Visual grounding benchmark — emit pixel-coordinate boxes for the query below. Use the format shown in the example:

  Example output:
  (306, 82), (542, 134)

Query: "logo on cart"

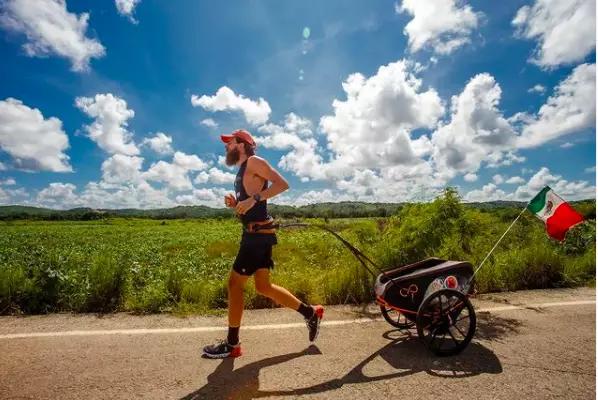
(399, 284), (418, 298)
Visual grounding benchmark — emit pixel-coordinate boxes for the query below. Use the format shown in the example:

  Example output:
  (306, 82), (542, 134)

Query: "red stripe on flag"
(546, 202), (585, 241)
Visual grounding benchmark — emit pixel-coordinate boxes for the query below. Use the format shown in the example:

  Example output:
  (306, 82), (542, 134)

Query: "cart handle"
(276, 222), (405, 292)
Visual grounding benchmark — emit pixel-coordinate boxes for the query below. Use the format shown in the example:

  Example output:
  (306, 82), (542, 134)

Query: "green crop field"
(0, 190), (595, 316)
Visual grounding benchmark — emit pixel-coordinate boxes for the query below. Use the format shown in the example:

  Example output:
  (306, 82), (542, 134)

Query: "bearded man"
(202, 129), (324, 358)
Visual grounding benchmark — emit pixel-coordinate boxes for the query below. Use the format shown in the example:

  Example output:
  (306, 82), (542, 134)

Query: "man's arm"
(248, 156), (290, 200)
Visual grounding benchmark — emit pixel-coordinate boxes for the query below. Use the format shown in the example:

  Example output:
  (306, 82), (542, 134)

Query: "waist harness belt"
(243, 216), (279, 234)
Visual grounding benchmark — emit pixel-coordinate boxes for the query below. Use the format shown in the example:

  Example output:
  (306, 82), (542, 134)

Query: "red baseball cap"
(220, 129), (256, 147)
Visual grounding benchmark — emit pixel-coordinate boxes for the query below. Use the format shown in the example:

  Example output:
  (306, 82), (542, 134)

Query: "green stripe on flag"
(528, 186), (551, 214)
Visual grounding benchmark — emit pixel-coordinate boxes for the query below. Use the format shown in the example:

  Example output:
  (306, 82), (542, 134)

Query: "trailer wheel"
(416, 289), (476, 356)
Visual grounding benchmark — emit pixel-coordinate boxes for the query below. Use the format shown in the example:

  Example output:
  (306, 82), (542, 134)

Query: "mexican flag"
(527, 186), (585, 241)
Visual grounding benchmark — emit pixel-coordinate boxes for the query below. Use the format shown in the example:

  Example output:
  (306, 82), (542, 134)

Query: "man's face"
(225, 139), (242, 166)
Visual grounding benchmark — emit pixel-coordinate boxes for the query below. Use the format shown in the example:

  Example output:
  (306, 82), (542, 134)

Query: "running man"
(203, 129), (324, 358)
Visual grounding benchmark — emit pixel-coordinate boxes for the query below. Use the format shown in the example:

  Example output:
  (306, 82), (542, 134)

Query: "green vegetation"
(0, 189), (595, 315)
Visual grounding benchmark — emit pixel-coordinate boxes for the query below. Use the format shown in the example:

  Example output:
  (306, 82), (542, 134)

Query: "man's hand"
(224, 193), (237, 208)
(235, 197), (256, 215)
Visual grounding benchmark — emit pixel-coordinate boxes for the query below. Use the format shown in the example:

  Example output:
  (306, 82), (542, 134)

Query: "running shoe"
(202, 339), (242, 358)
(305, 305), (324, 342)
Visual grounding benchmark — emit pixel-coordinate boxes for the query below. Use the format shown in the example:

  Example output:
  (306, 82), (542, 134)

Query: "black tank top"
(235, 158), (277, 244)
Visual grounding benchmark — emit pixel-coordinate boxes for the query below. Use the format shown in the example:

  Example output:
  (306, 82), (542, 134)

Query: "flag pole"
(472, 204), (528, 277)
(463, 201), (530, 292)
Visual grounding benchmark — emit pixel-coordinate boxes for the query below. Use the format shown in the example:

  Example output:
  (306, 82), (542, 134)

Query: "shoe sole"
(203, 347), (243, 359)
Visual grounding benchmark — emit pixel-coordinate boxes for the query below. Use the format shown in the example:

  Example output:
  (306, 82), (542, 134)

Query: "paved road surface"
(0, 288), (595, 400)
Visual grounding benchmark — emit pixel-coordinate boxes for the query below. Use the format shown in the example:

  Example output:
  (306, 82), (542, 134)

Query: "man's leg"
(254, 268), (324, 341)
(227, 270), (250, 344)
(203, 249), (251, 359)
(254, 268), (301, 309)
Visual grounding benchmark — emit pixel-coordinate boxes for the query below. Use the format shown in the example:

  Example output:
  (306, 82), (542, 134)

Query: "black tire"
(380, 305), (415, 329)
(416, 288), (476, 357)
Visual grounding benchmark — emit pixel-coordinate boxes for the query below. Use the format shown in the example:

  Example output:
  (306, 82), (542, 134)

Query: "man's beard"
(226, 148), (240, 166)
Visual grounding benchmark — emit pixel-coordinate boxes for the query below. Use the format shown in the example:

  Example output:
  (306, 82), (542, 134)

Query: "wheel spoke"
(447, 327), (461, 347)
(455, 325), (467, 338)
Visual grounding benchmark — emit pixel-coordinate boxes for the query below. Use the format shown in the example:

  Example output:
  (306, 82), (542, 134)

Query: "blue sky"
(0, 0), (595, 209)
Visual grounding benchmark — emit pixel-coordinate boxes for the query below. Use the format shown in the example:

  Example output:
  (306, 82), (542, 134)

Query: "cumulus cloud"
(201, 118), (218, 128)
(0, 98), (72, 172)
(506, 176), (525, 184)
(0, 0), (105, 72)
(76, 181), (174, 210)
(464, 173), (478, 182)
(464, 167), (596, 202)
(516, 63), (596, 148)
(76, 93), (140, 156)
(141, 132), (173, 155)
(175, 187), (229, 208)
(0, 178), (15, 185)
(513, 0), (596, 68)
(194, 167), (235, 185)
(430, 73), (518, 179)
(101, 154), (144, 184)
(142, 151), (210, 191)
(191, 86), (271, 126)
(528, 84), (546, 94)
(396, 0), (483, 55)
(36, 182), (78, 205)
(115, 0), (141, 24)
(318, 60), (445, 175)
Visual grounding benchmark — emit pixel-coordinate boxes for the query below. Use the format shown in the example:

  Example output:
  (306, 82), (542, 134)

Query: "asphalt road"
(0, 287), (595, 400)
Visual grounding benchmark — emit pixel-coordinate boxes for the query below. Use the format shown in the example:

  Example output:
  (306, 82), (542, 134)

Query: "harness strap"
(244, 217), (279, 234)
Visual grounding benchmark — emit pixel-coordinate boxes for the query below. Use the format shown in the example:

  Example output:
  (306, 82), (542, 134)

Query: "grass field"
(1, 190), (595, 315)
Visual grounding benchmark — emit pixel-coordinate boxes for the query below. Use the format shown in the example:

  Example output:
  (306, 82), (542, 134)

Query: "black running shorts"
(232, 242), (275, 276)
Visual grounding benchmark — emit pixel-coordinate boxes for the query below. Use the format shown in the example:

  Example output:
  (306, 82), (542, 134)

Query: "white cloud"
(464, 168), (595, 202)
(511, 167), (596, 201)
(201, 118), (218, 128)
(318, 60), (445, 176)
(492, 174), (504, 184)
(36, 182), (78, 205)
(0, 98), (72, 172)
(430, 73), (518, 178)
(142, 152), (209, 191)
(173, 151), (209, 171)
(485, 151), (526, 168)
(506, 176), (525, 184)
(191, 86), (272, 126)
(175, 187), (229, 208)
(585, 166), (596, 173)
(115, 0), (141, 24)
(396, 0), (483, 55)
(77, 181), (174, 210)
(0, 0), (105, 72)
(273, 189), (355, 207)
(142, 161), (192, 191)
(464, 173), (478, 182)
(512, 0), (596, 68)
(560, 142), (574, 148)
(101, 154), (143, 184)
(0, 178), (16, 185)
(76, 93), (140, 156)
(0, 162), (6, 170)
(527, 84), (546, 94)
(194, 167), (235, 185)
(141, 132), (173, 155)
(463, 183), (507, 202)
(517, 63), (596, 148)
(217, 155), (234, 170)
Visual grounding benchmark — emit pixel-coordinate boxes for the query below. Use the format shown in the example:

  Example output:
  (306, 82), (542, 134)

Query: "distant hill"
(0, 198), (594, 221)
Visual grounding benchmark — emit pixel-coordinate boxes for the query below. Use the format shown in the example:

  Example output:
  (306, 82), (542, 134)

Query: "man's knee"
(254, 279), (272, 295)
(228, 271), (247, 292)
